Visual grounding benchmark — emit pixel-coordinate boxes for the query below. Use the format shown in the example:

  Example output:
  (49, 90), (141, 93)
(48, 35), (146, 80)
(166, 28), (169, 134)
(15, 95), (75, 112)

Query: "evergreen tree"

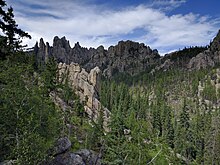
(0, 0), (31, 58)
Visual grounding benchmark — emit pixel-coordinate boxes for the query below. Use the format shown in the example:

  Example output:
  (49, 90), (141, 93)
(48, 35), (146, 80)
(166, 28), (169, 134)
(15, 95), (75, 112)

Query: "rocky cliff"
(56, 62), (110, 131)
(187, 30), (220, 70)
(33, 37), (160, 77)
(33, 30), (220, 76)
(155, 30), (220, 72)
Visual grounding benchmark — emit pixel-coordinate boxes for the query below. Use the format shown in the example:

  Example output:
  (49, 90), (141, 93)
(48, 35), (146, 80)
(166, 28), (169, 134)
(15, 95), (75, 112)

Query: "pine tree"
(0, 0), (31, 58)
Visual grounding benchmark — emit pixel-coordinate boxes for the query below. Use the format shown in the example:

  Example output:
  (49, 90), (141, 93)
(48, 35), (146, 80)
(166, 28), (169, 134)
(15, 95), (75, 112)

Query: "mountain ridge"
(33, 29), (220, 77)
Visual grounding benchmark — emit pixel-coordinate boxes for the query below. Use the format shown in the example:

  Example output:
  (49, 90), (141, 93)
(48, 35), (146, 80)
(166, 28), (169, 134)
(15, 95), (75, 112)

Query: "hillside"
(1, 0), (220, 164)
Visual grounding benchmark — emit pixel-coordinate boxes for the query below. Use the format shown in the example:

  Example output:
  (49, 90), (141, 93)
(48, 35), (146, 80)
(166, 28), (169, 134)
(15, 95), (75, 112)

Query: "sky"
(5, 0), (220, 55)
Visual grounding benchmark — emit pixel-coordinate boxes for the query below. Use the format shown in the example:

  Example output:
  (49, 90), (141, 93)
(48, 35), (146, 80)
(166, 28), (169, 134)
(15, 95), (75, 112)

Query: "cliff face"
(34, 37), (160, 77)
(153, 30), (220, 72)
(57, 62), (110, 131)
(33, 29), (220, 75)
(187, 30), (220, 70)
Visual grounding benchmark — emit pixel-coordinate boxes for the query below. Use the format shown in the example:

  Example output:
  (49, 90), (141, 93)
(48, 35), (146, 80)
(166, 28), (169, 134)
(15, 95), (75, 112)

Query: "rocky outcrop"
(33, 29), (220, 75)
(187, 30), (220, 70)
(152, 59), (174, 73)
(211, 30), (220, 52)
(52, 137), (71, 156)
(187, 50), (215, 70)
(57, 62), (110, 130)
(43, 137), (101, 165)
(34, 38), (51, 67)
(102, 40), (160, 77)
(34, 37), (160, 77)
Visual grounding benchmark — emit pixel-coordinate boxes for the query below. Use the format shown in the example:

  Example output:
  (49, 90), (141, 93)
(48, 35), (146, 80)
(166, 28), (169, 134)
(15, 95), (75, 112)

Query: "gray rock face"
(102, 40), (160, 77)
(33, 29), (220, 74)
(34, 38), (52, 68)
(75, 149), (101, 165)
(43, 137), (101, 165)
(211, 30), (220, 52)
(34, 37), (160, 77)
(50, 153), (85, 165)
(211, 30), (220, 64)
(187, 50), (215, 70)
(187, 30), (220, 70)
(52, 36), (72, 64)
(53, 137), (71, 156)
(153, 59), (174, 73)
(155, 30), (220, 71)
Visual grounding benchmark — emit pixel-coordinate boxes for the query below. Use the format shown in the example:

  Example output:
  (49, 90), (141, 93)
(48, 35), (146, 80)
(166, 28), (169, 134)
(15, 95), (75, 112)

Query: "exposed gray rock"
(33, 30), (220, 76)
(34, 38), (52, 68)
(34, 37), (160, 77)
(53, 137), (72, 156)
(124, 129), (131, 135)
(101, 40), (160, 76)
(88, 67), (101, 92)
(42, 137), (101, 165)
(53, 36), (72, 64)
(211, 30), (220, 52)
(187, 30), (220, 70)
(75, 149), (101, 165)
(153, 59), (174, 73)
(50, 152), (85, 165)
(187, 50), (215, 70)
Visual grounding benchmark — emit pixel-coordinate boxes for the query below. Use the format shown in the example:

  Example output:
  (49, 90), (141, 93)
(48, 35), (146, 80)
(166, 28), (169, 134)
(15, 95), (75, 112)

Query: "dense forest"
(1, 0), (220, 164)
(99, 68), (220, 164)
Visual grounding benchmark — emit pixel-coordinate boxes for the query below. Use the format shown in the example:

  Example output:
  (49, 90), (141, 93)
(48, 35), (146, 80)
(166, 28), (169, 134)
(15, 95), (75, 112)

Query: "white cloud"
(149, 0), (187, 11)
(6, 0), (220, 54)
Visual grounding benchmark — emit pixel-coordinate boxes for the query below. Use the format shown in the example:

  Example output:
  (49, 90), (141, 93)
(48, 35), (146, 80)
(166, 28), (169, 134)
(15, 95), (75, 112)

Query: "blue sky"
(5, 0), (220, 54)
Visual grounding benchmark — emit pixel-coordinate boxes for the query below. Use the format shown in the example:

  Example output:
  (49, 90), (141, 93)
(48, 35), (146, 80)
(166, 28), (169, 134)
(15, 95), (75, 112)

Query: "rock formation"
(187, 30), (220, 70)
(187, 50), (215, 70)
(33, 37), (160, 77)
(153, 30), (220, 72)
(33, 29), (220, 75)
(57, 62), (110, 130)
(42, 137), (101, 165)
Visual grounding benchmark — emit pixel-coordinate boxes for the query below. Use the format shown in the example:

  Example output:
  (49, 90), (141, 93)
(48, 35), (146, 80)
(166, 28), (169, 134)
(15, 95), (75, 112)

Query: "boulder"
(42, 137), (101, 165)
(50, 152), (85, 165)
(75, 149), (101, 165)
(53, 137), (71, 156)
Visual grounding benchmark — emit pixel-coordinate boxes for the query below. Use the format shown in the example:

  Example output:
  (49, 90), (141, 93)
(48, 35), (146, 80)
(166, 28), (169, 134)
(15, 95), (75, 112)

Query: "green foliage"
(100, 67), (220, 164)
(202, 78), (217, 102)
(164, 46), (208, 63)
(0, 53), (62, 163)
(0, 0), (31, 51)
